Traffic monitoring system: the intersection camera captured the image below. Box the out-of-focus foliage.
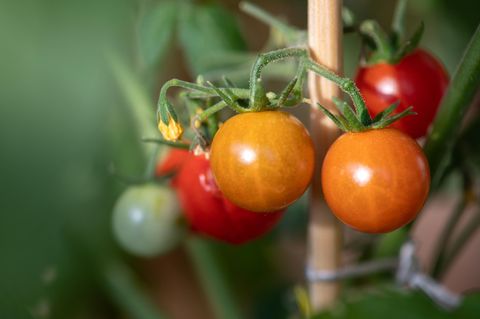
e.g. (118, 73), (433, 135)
(313, 287), (480, 319)
(0, 0), (479, 318)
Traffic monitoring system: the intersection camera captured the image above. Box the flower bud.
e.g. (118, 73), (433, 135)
(158, 115), (183, 141)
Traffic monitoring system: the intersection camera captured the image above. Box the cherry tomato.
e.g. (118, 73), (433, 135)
(112, 184), (185, 256)
(355, 49), (449, 138)
(156, 149), (190, 176)
(210, 111), (315, 212)
(173, 153), (284, 244)
(322, 128), (430, 233)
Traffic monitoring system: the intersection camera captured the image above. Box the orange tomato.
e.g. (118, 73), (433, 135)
(211, 111), (315, 212)
(322, 128), (430, 233)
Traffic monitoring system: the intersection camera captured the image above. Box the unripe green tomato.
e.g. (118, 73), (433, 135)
(112, 184), (184, 257)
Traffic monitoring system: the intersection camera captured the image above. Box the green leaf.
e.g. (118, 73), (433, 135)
(313, 287), (480, 319)
(139, 1), (178, 68)
(178, 2), (247, 76)
(393, 21), (424, 62)
(424, 25), (480, 185)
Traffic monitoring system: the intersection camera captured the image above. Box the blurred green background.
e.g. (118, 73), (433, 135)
(0, 0), (478, 318)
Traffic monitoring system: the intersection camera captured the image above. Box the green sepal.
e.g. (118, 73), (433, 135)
(371, 106), (416, 129)
(278, 76), (298, 106)
(222, 76), (236, 88)
(316, 103), (347, 132)
(206, 81), (240, 109)
(158, 100), (170, 125)
(372, 101), (400, 123)
(393, 21), (424, 63)
(332, 97), (364, 131)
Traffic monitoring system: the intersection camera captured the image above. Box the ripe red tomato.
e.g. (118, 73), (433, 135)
(173, 153), (284, 244)
(355, 49), (449, 138)
(210, 111), (315, 212)
(322, 128), (430, 233)
(156, 149), (190, 176)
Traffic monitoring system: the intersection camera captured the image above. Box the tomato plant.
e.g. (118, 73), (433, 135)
(112, 184), (185, 256)
(322, 128), (430, 233)
(210, 111), (315, 212)
(173, 152), (284, 244)
(356, 49), (449, 138)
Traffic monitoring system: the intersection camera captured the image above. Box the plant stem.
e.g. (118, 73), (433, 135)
(391, 0), (408, 46)
(438, 208), (480, 277)
(142, 138), (190, 149)
(185, 238), (242, 319)
(101, 258), (168, 319)
(431, 194), (468, 278)
(424, 25), (480, 186)
(197, 100), (228, 122)
(249, 47), (307, 109)
(359, 20), (393, 62)
(304, 59), (371, 125)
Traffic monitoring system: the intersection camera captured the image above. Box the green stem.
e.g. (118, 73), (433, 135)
(304, 58), (371, 125)
(185, 238), (242, 319)
(391, 0), (408, 46)
(431, 193), (468, 278)
(438, 208), (480, 277)
(101, 258), (167, 319)
(424, 25), (480, 186)
(142, 138), (190, 149)
(249, 47), (307, 109)
(197, 100), (229, 122)
(359, 20), (394, 62)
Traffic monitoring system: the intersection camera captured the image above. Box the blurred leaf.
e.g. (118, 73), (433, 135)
(374, 228), (408, 258)
(458, 115), (480, 170)
(109, 53), (159, 160)
(424, 25), (480, 186)
(178, 2), (248, 76)
(139, 1), (178, 69)
(313, 287), (480, 319)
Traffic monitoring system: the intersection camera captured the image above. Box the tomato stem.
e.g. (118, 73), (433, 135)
(359, 20), (394, 64)
(249, 47), (308, 110)
(424, 24), (480, 185)
(142, 137), (191, 149)
(391, 0), (408, 47)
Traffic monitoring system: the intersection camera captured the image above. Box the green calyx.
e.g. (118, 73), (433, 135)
(359, 0), (424, 65)
(317, 98), (415, 133)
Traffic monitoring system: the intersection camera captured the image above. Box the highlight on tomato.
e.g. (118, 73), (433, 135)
(172, 152), (284, 244)
(112, 184), (185, 257)
(210, 111), (315, 213)
(355, 12), (448, 139)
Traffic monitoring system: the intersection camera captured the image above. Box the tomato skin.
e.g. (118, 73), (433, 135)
(322, 128), (430, 233)
(355, 49), (449, 138)
(210, 111), (315, 212)
(155, 149), (190, 177)
(112, 184), (185, 256)
(174, 153), (284, 244)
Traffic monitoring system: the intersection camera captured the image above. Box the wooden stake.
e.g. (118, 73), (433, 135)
(307, 0), (343, 310)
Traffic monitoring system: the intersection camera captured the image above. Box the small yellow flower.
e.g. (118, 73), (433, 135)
(158, 115), (183, 141)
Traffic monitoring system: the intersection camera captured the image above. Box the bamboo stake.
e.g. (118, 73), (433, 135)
(307, 0), (343, 310)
